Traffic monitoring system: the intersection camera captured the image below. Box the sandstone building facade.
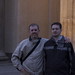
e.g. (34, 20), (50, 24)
(0, 0), (75, 59)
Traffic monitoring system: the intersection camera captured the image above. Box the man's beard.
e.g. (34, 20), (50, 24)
(31, 33), (38, 39)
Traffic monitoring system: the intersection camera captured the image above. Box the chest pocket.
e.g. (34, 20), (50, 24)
(44, 46), (54, 50)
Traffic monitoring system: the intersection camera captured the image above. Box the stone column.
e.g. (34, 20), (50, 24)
(4, 0), (19, 54)
(0, 0), (8, 60)
(60, 0), (75, 50)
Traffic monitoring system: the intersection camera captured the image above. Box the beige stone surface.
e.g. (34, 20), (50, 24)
(60, 0), (75, 50)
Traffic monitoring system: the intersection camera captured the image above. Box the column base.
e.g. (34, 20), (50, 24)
(0, 50), (9, 60)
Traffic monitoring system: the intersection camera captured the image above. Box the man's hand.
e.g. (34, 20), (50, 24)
(20, 67), (30, 75)
(64, 37), (71, 43)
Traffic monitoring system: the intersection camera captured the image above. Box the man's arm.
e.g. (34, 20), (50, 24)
(11, 45), (23, 71)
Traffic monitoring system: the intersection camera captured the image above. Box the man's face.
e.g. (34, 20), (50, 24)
(51, 24), (62, 37)
(29, 26), (39, 39)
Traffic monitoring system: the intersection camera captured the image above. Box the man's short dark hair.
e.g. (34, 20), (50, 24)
(51, 22), (62, 29)
(29, 23), (39, 30)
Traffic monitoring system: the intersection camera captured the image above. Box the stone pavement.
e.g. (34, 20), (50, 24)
(0, 54), (75, 75)
(0, 60), (20, 75)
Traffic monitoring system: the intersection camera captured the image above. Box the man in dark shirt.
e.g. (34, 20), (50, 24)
(44, 22), (74, 75)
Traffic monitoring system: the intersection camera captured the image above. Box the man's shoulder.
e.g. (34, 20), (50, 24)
(41, 38), (49, 42)
(41, 38), (48, 40)
(19, 38), (29, 45)
(44, 38), (54, 46)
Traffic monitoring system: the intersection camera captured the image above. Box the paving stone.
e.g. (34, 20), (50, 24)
(0, 60), (20, 75)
